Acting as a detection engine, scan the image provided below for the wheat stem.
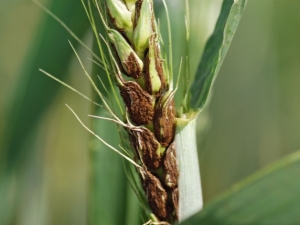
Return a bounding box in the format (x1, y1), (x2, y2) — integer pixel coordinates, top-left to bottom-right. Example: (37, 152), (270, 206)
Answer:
(175, 118), (203, 222)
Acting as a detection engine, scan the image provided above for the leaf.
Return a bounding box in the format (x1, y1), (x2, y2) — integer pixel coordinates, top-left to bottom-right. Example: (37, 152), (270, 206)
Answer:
(180, 150), (300, 225)
(1, 0), (90, 172)
(190, 0), (247, 111)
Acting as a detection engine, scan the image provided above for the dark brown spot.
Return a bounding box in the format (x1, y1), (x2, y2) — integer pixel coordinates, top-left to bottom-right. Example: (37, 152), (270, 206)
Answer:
(153, 95), (175, 147)
(111, 45), (138, 79)
(163, 142), (178, 189)
(143, 170), (168, 220)
(172, 188), (179, 220)
(123, 52), (143, 79)
(119, 81), (154, 125)
(128, 127), (162, 169)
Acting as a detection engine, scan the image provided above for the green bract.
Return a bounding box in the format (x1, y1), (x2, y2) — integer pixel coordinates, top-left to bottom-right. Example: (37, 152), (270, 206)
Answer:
(108, 29), (144, 79)
(105, 0), (133, 40)
(133, 0), (154, 58)
(124, 0), (138, 19)
(146, 35), (162, 94)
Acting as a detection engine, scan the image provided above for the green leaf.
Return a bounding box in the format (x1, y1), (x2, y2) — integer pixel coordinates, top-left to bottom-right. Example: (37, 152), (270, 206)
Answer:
(180, 150), (300, 225)
(1, 0), (90, 172)
(190, 0), (247, 111)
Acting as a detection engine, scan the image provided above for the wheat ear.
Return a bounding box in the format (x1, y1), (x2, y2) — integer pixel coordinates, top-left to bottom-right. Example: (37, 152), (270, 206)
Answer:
(99, 0), (178, 223)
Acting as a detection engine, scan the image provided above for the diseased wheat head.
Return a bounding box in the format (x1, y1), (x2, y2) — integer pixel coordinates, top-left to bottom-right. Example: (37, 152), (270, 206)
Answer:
(100, 0), (178, 223)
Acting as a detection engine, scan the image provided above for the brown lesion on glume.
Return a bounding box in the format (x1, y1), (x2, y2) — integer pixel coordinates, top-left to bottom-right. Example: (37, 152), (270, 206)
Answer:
(123, 52), (143, 79)
(142, 170), (169, 220)
(163, 142), (178, 189)
(144, 35), (166, 96)
(162, 142), (179, 221)
(153, 95), (176, 147)
(111, 44), (142, 79)
(128, 126), (162, 170)
(172, 187), (179, 220)
(119, 81), (154, 125)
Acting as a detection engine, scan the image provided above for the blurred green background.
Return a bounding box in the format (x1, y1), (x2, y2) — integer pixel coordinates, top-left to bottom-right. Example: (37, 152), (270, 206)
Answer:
(0, 0), (299, 224)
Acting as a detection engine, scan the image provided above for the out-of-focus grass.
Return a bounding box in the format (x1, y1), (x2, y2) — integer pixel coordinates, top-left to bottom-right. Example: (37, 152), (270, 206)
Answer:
(0, 0), (300, 224)
(0, 0), (48, 140)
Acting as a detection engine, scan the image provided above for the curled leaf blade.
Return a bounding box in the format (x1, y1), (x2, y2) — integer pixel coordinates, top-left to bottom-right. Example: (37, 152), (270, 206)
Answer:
(190, 0), (247, 111)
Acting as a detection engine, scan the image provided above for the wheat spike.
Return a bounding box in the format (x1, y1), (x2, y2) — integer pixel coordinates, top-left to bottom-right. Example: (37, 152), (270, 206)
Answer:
(101, 0), (178, 223)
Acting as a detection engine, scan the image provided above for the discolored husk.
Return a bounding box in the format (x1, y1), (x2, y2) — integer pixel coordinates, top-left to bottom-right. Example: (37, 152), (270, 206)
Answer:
(119, 81), (154, 125)
(162, 142), (178, 189)
(144, 35), (166, 96)
(128, 126), (164, 170)
(123, 52), (143, 79)
(108, 30), (144, 79)
(153, 94), (176, 147)
(142, 170), (169, 220)
(172, 187), (179, 220)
